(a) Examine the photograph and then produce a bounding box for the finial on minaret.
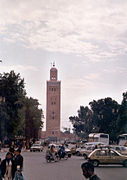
[50,61,56,68]
[53,61,55,67]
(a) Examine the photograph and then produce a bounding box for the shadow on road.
[96,165,126,168]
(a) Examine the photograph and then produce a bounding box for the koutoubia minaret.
[46,63,61,140]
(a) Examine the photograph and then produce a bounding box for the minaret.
[46,63,61,140]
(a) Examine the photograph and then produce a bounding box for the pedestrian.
[14,149,25,180]
[0,141,2,151]
[9,145,15,159]
[0,158,2,180]
[9,145,15,154]
[81,162,101,180]
[1,152,15,180]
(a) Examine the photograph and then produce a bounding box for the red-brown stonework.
[46,65,61,139]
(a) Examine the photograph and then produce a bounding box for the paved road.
[0,150,127,180]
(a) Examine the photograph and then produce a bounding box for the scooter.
[46,152,60,163]
[58,150,68,160]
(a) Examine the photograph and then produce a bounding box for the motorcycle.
[58,150,68,160]
[46,152,60,163]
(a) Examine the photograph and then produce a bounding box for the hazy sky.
[0,0,127,130]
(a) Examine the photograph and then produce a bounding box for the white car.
[30,144,43,152]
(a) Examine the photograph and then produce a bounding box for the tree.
[24,97,43,142]
[0,71,25,140]
[0,71,44,143]
[0,96,8,141]
[117,92,127,135]
[89,97,120,141]
[69,106,93,138]
[70,98,120,142]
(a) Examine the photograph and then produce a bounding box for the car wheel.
[123,160,127,167]
[83,154,88,160]
[92,160,99,167]
[68,154,71,158]
[54,155,60,162]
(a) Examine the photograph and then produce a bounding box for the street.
[0,150,127,180]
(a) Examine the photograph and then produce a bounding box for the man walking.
[81,162,101,180]
[14,149,25,180]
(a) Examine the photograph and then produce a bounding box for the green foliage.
[24,97,43,140]
[116,92,127,135]
[0,71,25,139]
[69,106,93,138]
[0,71,43,141]
[89,98,120,141]
[70,97,120,142]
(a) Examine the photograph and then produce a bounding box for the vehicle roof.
[89,133,108,137]
[88,148,125,157]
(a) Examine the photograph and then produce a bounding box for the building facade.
[46,64,61,140]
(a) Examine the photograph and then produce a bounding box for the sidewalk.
[0,148,8,153]
[0,148,30,153]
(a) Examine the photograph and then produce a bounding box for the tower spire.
[53,61,55,67]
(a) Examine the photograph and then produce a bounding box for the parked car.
[64,146,72,158]
[80,146,96,159]
[88,148,127,167]
[70,146,77,155]
[30,143,43,152]
[75,142,106,158]
[75,146,86,156]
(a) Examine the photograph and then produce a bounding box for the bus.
[88,133,109,145]
[117,134,127,146]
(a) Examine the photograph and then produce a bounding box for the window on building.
[51,101,56,105]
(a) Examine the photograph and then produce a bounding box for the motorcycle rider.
[58,144,65,159]
[50,145,56,160]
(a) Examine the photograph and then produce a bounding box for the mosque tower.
[46,63,61,140]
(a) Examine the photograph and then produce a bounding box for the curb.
[0,149,30,153]
[0,149,8,153]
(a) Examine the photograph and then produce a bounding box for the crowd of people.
[0,146,25,180]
